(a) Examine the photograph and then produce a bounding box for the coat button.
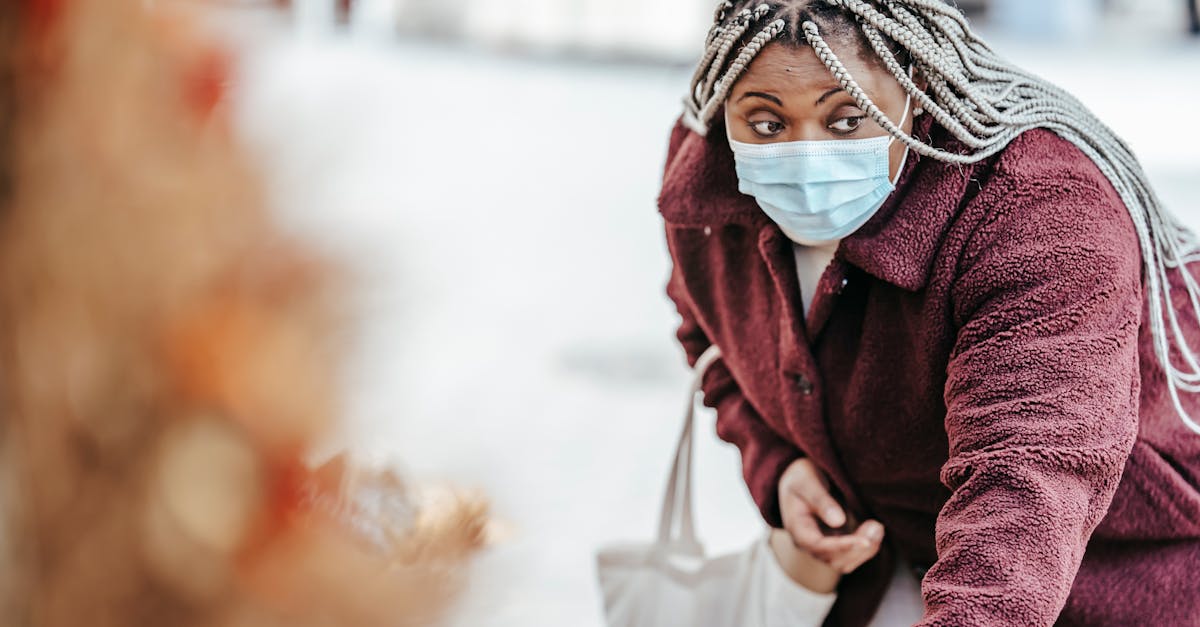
[793,374,814,395]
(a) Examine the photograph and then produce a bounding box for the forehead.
[729,42,882,101]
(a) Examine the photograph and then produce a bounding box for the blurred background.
[194,1,1200,625]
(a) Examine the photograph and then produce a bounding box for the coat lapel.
[839,118,981,293]
[756,224,864,512]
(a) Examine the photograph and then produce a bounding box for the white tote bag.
[595,346,837,627]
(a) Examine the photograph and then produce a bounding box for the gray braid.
[700,18,788,124]
[682,0,1200,434]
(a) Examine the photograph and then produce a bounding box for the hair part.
[685,0,905,133]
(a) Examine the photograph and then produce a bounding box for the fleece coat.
[658,112,1200,626]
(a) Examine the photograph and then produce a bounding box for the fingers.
[784,461,846,528]
[806,534,874,565]
[784,509,885,571]
[783,514,867,561]
[827,520,885,574]
[778,460,884,575]
[794,481,846,529]
[783,510,850,560]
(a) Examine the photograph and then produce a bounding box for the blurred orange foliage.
[0,2,487,625]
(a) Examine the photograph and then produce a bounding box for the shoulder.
[657,116,764,228]
[993,128,1108,184]
[951,129,1143,322]
[964,128,1138,262]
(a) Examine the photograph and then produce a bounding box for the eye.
[828,115,866,135]
[748,119,785,138]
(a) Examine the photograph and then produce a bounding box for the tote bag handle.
[656,344,722,555]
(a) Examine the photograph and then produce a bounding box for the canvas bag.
[595,345,837,627]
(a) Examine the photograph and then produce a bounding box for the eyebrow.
[737,87,847,107]
[737,91,783,106]
[816,87,844,105]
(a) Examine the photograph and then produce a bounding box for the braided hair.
[684,0,1200,434]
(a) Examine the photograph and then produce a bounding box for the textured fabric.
[658,112,1200,626]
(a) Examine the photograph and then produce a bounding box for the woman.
[659,0,1200,624]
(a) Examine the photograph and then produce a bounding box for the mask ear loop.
[886,64,916,185]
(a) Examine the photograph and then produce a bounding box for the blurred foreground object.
[0,1,486,625]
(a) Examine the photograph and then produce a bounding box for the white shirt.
[792,240,840,315]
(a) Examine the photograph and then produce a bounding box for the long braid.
[705,1,734,46]
[683,0,1200,434]
[691,2,736,100]
[700,18,788,124]
[700,12,748,97]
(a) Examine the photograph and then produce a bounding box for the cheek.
[888,137,908,182]
[886,105,916,181]
[723,107,744,142]
[723,108,737,140]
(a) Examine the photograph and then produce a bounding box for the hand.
[768,528,840,594]
[778,458,884,574]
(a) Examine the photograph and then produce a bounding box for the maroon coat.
[659,112,1200,626]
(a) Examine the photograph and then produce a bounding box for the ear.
[913,68,929,94]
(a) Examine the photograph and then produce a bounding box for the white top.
[792,240,841,314]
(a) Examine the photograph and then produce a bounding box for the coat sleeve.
[916,176,1143,625]
[665,244,804,529]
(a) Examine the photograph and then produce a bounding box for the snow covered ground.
[227,21,1200,626]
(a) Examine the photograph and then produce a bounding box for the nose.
[785,120,836,143]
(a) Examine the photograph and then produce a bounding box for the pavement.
[226,20,1200,626]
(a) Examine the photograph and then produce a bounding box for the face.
[724,42,917,182]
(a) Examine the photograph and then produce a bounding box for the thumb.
[788,469,846,529]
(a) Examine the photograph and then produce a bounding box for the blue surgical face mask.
[727,92,912,246]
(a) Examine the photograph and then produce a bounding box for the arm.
[664,243,804,528]
[917,178,1143,625]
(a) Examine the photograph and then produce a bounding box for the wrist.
[768,528,841,594]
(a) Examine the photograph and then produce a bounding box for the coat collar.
[837,114,980,292]
[658,114,983,293]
